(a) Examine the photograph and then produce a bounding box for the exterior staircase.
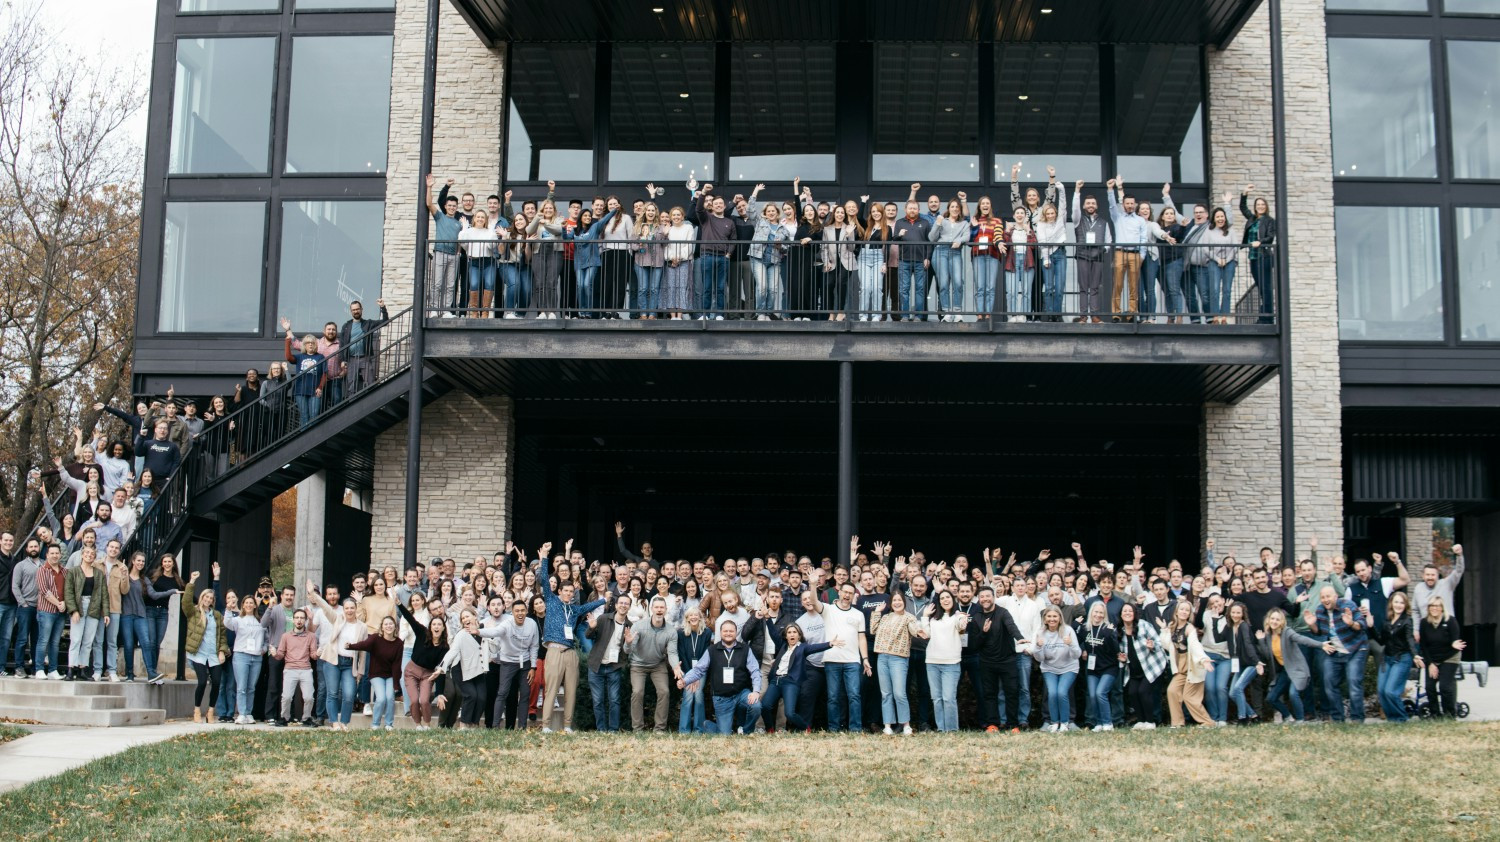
[0,676,166,727]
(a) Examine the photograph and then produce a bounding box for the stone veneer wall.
[381,0,505,306]
[1201,0,1344,562]
[370,393,515,562]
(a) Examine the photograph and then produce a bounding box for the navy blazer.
[764,640,833,686]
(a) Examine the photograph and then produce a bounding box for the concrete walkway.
[0,667,1495,795]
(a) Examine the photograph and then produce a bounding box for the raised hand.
[1046,165,1056,178]
[1244,183,1254,195]
[539,541,553,557]
[212,562,221,579]
[565,538,574,555]
[189,570,201,583]
[1010,163,1020,179]
[1074,180,1084,192]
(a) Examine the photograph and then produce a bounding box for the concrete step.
[0,691,126,710]
[0,705,166,726]
[0,676,126,696]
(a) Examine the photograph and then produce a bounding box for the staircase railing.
[124,306,415,563]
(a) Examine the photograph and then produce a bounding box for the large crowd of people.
[4,518,1470,735]
[426,170,1276,324]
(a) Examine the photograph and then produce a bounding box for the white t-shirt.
[821,602,866,663]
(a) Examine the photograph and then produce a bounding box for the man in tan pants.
[537,545,607,733]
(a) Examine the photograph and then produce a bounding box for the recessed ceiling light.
[1031,106,1041,112]
[679,92,690,98]
[1041,7,1053,13]
[752,52,762,58]
[950,51,960,58]
[944,106,954,112]
[1018,95,1029,100]
[652,6,664,12]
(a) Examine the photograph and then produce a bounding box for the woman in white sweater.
[435,608,488,728]
[1160,599,1215,727]
[1033,604,1082,732]
[919,590,970,732]
[223,596,267,724]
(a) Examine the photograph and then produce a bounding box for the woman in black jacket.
[1078,602,1120,731]
[1239,184,1277,324]
[1377,591,1419,722]
[1225,601,1263,724]
[1417,596,1466,718]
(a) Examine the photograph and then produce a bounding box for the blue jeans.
[898,260,927,319]
[926,662,961,732]
[1268,669,1306,721]
[233,651,261,718]
[322,377,343,412]
[761,675,802,731]
[1321,645,1368,722]
[10,606,33,674]
[825,661,863,732]
[752,261,782,316]
[0,603,14,672]
[570,264,593,317]
[1205,654,1232,722]
[1086,671,1116,726]
[93,612,120,675]
[371,676,395,727]
[1230,666,1260,719]
[710,689,762,735]
[518,264,533,311]
[1379,653,1412,722]
[323,658,355,724]
[588,665,622,732]
[634,265,662,314]
[1006,269,1030,316]
[876,653,910,725]
[1250,251,1275,323]
[120,614,148,680]
[217,661,237,718]
[932,248,964,314]
[678,679,707,733]
[1141,255,1160,315]
[699,254,729,315]
[974,255,1000,314]
[500,262,521,312]
[1299,643,1325,715]
[1041,253,1066,314]
[1043,670,1077,726]
[36,611,64,674]
[295,394,319,430]
[1163,260,1186,315]
[1211,259,1237,314]
[1186,264,1209,322]
[998,654,1032,724]
[856,248,884,316]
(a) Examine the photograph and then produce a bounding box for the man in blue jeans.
[678,619,762,735]
[822,582,870,732]
[585,595,631,732]
[0,530,17,675]
[892,201,933,321]
[1311,585,1370,723]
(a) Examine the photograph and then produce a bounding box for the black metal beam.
[837,361,854,560]
[1269,0,1295,560]
[404,0,440,571]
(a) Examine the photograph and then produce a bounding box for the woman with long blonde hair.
[633,201,666,318]
[525,194,568,319]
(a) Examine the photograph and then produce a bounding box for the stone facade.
[381,0,505,306]
[370,393,515,562]
[1201,0,1344,561]
[1404,517,1435,569]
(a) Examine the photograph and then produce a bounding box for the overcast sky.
[43,0,155,149]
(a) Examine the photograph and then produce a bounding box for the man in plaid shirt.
[1307,586,1369,723]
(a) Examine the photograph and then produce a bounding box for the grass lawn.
[0,722,1494,840]
[0,725,27,745]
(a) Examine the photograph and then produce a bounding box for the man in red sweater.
[272,609,319,726]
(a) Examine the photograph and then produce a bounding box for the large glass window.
[1328,38,1436,179]
[1457,207,1500,340]
[1443,0,1500,12]
[296,0,394,8]
[729,44,836,182]
[1115,45,1204,184]
[170,38,275,175]
[285,36,392,174]
[994,45,1101,184]
[278,201,385,330]
[1336,205,1443,340]
[1447,41,1500,179]
[180,0,280,11]
[1325,0,1428,9]
[508,45,595,182]
[873,43,979,182]
[158,202,266,334]
[609,44,714,183]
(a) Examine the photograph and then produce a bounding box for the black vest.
[1348,578,1389,634]
[706,643,752,697]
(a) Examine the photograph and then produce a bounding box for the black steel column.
[837,362,854,559]
[403,0,439,571]
[1269,0,1295,561]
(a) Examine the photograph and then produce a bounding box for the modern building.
[132,0,1496,655]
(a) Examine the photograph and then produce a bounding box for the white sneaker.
[503,312,519,319]
[1065,722,1081,732]
[881,725,893,735]
[714,315,724,320]
[36,671,48,679]
[902,724,913,735]
[562,727,574,734]
[385,725,395,731]
[541,727,554,734]
[756,314,770,321]
[108,672,121,683]
[47,671,62,680]
[363,704,373,716]
[92,673,103,682]
[1098,723,1114,731]
[1134,722,1156,730]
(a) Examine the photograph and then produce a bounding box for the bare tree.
[0,1,143,529]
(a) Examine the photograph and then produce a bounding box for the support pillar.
[1269,0,1296,564]
[294,471,329,600]
[837,362,855,560]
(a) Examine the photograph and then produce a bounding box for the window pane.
[1457,207,1500,340]
[296,0,394,8]
[158,202,265,334]
[1326,0,1428,9]
[1447,41,1500,179]
[286,36,392,174]
[729,44,836,182]
[1445,0,1500,12]
[874,43,978,182]
[1328,38,1436,179]
[170,38,275,174]
[1115,46,1204,184]
[994,45,1100,183]
[1336,205,1442,340]
[278,201,385,331]
[507,44,594,182]
[180,0,280,11]
[609,44,714,183]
